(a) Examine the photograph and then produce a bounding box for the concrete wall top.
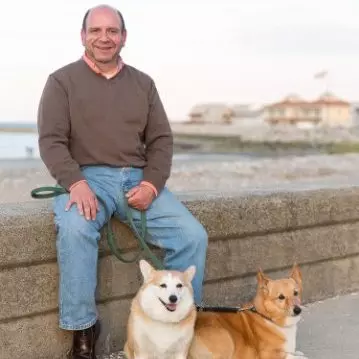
[2,185,359,270]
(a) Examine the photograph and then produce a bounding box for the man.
[37,5,208,359]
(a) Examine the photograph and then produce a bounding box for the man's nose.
[99,36,109,42]
[98,31,110,41]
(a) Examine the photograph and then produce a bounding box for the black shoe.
[69,320,101,359]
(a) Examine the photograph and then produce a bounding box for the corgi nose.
[293,306,302,316]
[169,295,178,303]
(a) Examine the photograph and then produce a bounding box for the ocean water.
[0,132,307,163]
[0,132,255,162]
[0,132,40,159]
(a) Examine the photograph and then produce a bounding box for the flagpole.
[314,70,329,93]
[325,72,329,94]
[314,70,329,125]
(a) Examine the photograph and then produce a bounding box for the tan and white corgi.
[188,264,307,359]
[124,260,197,359]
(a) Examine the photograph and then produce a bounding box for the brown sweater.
[37,59,173,193]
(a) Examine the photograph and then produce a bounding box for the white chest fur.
[133,316,194,358]
[277,323,297,354]
[271,317,300,357]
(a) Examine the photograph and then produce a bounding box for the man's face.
[81,7,126,64]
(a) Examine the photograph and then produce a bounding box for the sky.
[1,0,359,123]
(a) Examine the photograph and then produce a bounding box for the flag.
[314,71,328,79]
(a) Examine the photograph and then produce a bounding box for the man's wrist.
[140,181,158,197]
[69,179,87,191]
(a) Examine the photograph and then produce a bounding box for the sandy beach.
[1,152,359,204]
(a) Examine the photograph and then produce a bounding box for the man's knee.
[54,210,101,263]
[195,222,208,249]
[54,206,98,239]
[182,216,208,250]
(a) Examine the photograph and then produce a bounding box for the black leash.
[196,304,256,313]
[196,304,273,322]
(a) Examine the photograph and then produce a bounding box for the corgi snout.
[169,294,178,303]
[293,305,302,316]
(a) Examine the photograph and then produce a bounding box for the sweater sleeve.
[37,74,85,190]
[142,79,173,194]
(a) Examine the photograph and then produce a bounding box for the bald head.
[82,5,126,33]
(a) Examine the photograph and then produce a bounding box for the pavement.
[97,292,359,359]
[297,292,359,359]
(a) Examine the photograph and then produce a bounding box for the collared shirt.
[82,53,124,79]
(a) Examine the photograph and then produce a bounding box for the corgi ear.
[290,263,302,287]
[139,259,155,283]
[184,265,196,283]
[257,268,269,290]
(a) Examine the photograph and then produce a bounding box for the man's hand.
[65,181,99,220]
[126,184,156,210]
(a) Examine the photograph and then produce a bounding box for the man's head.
[81,5,127,65]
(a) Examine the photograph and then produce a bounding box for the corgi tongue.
[159,298,177,312]
[165,303,177,311]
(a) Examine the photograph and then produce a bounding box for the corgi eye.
[176,283,183,288]
[160,284,167,288]
[278,294,285,300]
[294,290,298,296]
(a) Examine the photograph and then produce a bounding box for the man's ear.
[81,29,86,47]
[121,30,127,47]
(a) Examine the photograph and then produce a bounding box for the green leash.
[30,186,164,269]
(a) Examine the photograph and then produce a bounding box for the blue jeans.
[53,166,208,330]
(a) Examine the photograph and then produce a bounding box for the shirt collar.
[82,53,124,79]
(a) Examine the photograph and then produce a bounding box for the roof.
[266,92,350,109]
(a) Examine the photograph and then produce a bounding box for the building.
[187,103,233,124]
[351,102,359,127]
[231,104,263,119]
[264,92,351,128]
[230,104,264,125]
[187,103,264,125]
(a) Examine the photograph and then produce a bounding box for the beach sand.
[1,153,359,205]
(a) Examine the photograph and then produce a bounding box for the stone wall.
[1,187,359,358]
[171,122,359,143]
